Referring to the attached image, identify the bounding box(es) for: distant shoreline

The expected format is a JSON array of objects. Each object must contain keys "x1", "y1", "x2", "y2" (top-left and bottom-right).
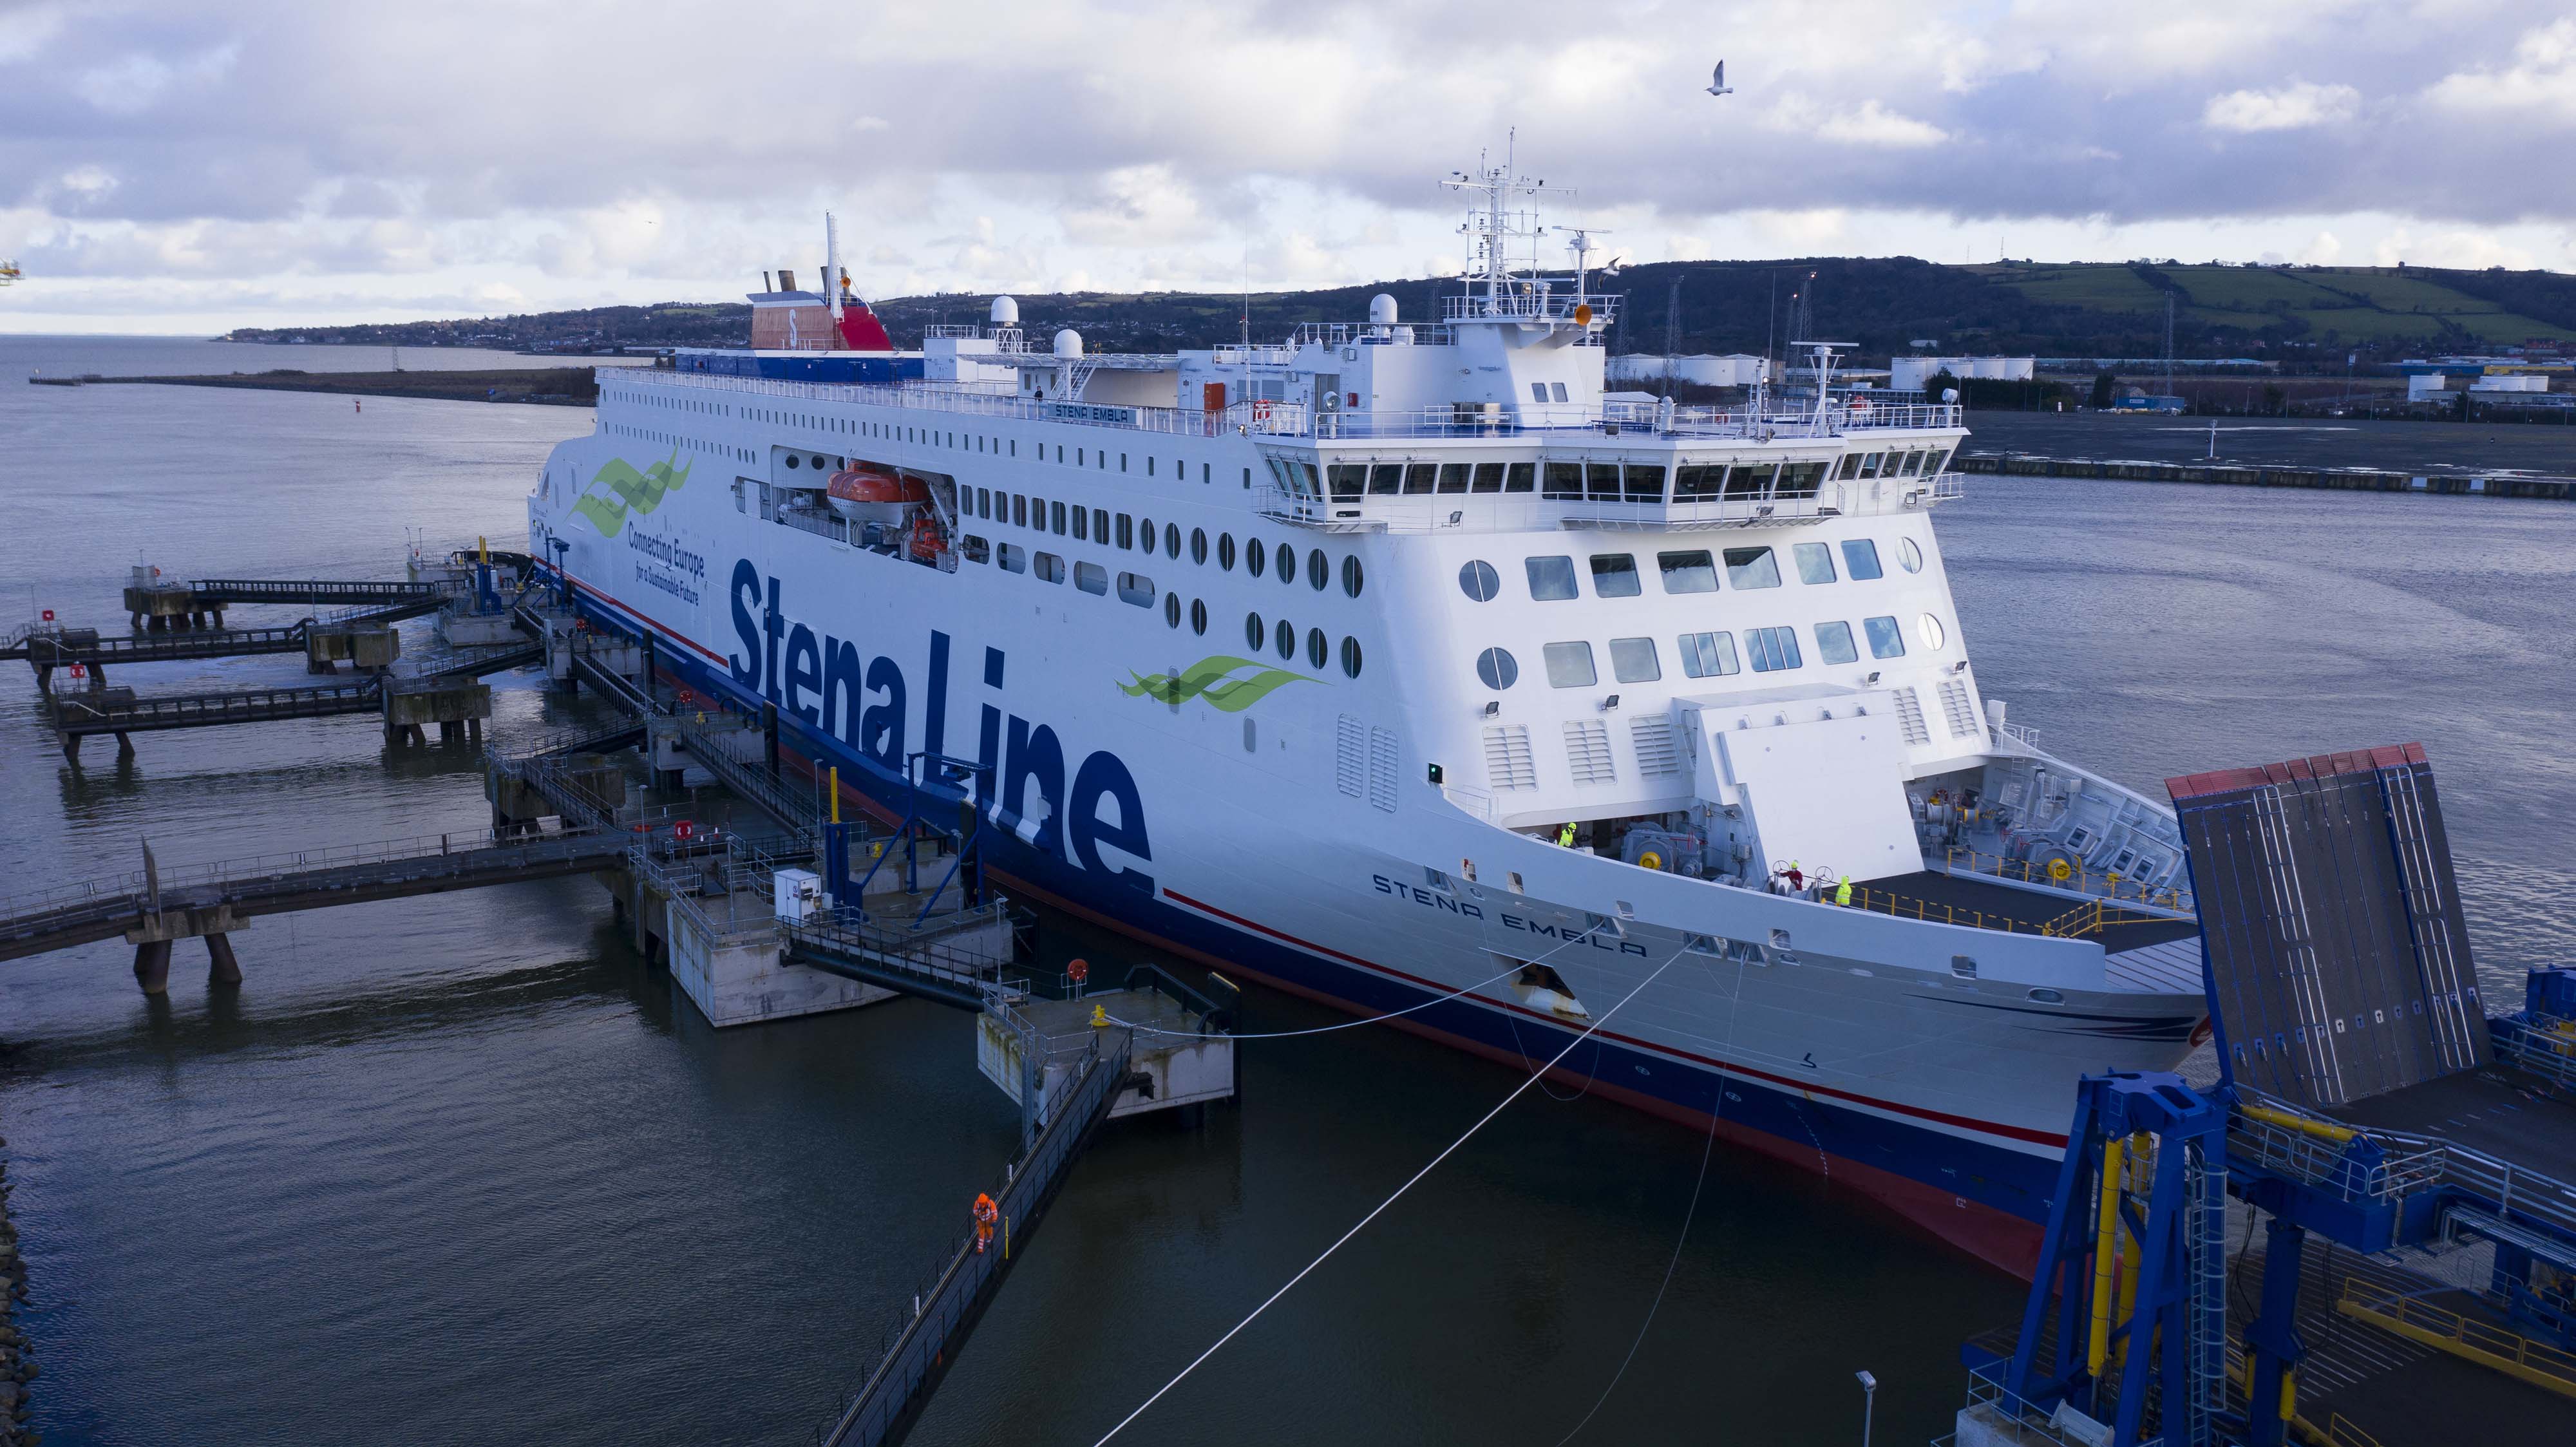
[{"x1": 28, "y1": 367, "x2": 600, "y2": 405}]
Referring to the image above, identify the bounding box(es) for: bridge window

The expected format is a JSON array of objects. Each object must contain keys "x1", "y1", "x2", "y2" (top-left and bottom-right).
[
  {"x1": 1404, "y1": 464, "x2": 1437, "y2": 495},
  {"x1": 1794, "y1": 542, "x2": 1837, "y2": 584},
  {"x1": 1525, "y1": 556, "x2": 1578, "y2": 601},
  {"x1": 1075, "y1": 562, "x2": 1108, "y2": 595},
  {"x1": 1746, "y1": 626, "x2": 1803, "y2": 672},
  {"x1": 1034, "y1": 551, "x2": 1065, "y2": 584},
  {"x1": 1470, "y1": 462, "x2": 1506, "y2": 493},
  {"x1": 1679, "y1": 631, "x2": 1740, "y2": 678},
  {"x1": 1543, "y1": 641, "x2": 1597, "y2": 688},
  {"x1": 1475, "y1": 647, "x2": 1519, "y2": 690},
  {"x1": 1329, "y1": 465, "x2": 1366, "y2": 500},
  {"x1": 1589, "y1": 554, "x2": 1641, "y2": 598},
  {"x1": 1658, "y1": 551, "x2": 1717, "y2": 594},
  {"x1": 1368, "y1": 464, "x2": 1402, "y2": 496},
  {"x1": 1842, "y1": 539, "x2": 1883, "y2": 580},
  {"x1": 1505, "y1": 462, "x2": 1536, "y2": 493},
  {"x1": 1899, "y1": 451, "x2": 1926, "y2": 476},
  {"x1": 1725, "y1": 462, "x2": 1776, "y2": 500},
  {"x1": 1542, "y1": 462, "x2": 1583, "y2": 499},
  {"x1": 1723, "y1": 547, "x2": 1782, "y2": 590},
  {"x1": 1864, "y1": 616, "x2": 1905, "y2": 658},
  {"x1": 1117, "y1": 571, "x2": 1155, "y2": 607},
  {"x1": 1815, "y1": 620, "x2": 1859, "y2": 665},
  {"x1": 1437, "y1": 464, "x2": 1471, "y2": 493},
  {"x1": 1625, "y1": 464, "x2": 1667, "y2": 502},
  {"x1": 1586, "y1": 463, "x2": 1621, "y2": 500},
  {"x1": 1923, "y1": 449, "x2": 1951, "y2": 475},
  {"x1": 1609, "y1": 636, "x2": 1661, "y2": 683},
  {"x1": 1459, "y1": 560, "x2": 1501, "y2": 601}
]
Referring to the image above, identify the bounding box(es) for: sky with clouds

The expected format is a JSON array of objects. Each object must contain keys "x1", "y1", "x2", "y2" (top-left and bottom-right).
[{"x1": 3, "y1": 0, "x2": 2573, "y2": 333}]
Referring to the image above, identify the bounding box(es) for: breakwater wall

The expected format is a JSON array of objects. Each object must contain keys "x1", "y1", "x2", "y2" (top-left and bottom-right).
[
  {"x1": 1958, "y1": 451, "x2": 2576, "y2": 500},
  {"x1": 0, "y1": 1141, "x2": 31, "y2": 1441}
]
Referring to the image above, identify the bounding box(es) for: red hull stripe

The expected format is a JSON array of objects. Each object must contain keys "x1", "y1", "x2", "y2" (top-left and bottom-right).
[{"x1": 1161, "y1": 886, "x2": 2068, "y2": 1149}]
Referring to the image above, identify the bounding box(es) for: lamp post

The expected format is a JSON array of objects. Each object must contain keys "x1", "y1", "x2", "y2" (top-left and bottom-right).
[{"x1": 1855, "y1": 1370, "x2": 1877, "y2": 1447}]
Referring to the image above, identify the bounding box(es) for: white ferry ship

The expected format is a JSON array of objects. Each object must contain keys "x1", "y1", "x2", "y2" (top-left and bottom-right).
[{"x1": 527, "y1": 166, "x2": 2207, "y2": 1272}]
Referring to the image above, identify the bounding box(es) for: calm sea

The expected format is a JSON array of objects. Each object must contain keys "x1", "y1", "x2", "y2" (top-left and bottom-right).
[{"x1": 0, "y1": 337, "x2": 2568, "y2": 1445}]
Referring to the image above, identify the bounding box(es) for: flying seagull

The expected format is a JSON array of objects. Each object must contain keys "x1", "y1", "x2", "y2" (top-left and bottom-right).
[{"x1": 1707, "y1": 61, "x2": 1733, "y2": 97}]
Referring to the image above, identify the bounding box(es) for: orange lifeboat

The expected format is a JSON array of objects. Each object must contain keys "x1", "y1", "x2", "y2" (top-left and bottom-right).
[{"x1": 825, "y1": 464, "x2": 930, "y2": 522}]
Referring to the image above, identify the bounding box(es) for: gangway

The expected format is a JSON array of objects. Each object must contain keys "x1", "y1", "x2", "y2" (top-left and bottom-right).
[{"x1": 1958, "y1": 743, "x2": 2576, "y2": 1447}]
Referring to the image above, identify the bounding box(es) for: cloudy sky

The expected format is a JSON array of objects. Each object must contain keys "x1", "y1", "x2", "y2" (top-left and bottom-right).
[{"x1": 3, "y1": 0, "x2": 2573, "y2": 333}]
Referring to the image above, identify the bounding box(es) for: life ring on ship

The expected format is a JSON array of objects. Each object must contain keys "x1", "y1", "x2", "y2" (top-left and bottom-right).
[
  {"x1": 1251, "y1": 400, "x2": 1273, "y2": 422},
  {"x1": 1638, "y1": 850, "x2": 1664, "y2": 872}
]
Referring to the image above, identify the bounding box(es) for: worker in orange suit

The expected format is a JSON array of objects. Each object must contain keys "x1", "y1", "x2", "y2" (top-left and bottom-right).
[{"x1": 972, "y1": 1192, "x2": 999, "y2": 1253}]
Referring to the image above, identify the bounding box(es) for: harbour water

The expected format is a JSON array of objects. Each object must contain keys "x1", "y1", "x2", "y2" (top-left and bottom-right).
[{"x1": 1, "y1": 337, "x2": 2570, "y2": 1444}]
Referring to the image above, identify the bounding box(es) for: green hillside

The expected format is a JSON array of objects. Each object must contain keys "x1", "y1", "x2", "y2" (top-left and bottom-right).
[{"x1": 223, "y1": 260, "x2": 2576, "y2": 366}]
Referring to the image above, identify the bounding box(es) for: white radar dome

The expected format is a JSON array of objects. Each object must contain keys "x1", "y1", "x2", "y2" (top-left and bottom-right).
[
  {"x1": 1052, "y1": 328, "x2": 1084, "y2": 357},
  {"x1": 990, "y1": 295, "x2": 1020, "y2": 326},
  {"x1": 1368, "y1": 293, "x2": 1399, "y2": 325}
]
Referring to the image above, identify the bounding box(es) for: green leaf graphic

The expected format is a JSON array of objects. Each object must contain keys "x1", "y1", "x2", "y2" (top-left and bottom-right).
[
  {"x1": 571, "y1": 449, "x2": 692, "y2": 537},
  {"x1": 1119, "y1": 654, "x2": 1320, "y2": 712}
]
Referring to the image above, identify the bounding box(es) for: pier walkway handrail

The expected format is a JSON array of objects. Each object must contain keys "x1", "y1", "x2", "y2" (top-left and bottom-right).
[
  {"x1": 781, "y1": 903, "x2": 1019, "y2": 1012},
  {"x1": 2230, "y1": 1091, "x2": 2576, "y2": 1251},
  {"x1": 0, "y1": 824, "x2": 654, "y2": 963},
  {"x1": 48, "y1": 679, "x2": 384, "y2": 736},
  {"x1": 817, "y1": 1026, "x2": 1131, "y2": 1447}
]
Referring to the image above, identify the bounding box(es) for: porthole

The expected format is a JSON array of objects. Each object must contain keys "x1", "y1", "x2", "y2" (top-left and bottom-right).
[
  {"x1": 1139, "y1": 516, "x2": 1156, "y2": 554},
  {"x1": 1917, "y1": 613, "x2": 1947, "y2": 651},
  {"x1": 1274, "y1": 618, "x2": 1294, "y2": 659},
  {"x1": 2028, "y1": 988, "x2": 2065, "y2": 1005},
  {"x1": 1899, "y1": 537, "x2": 1924, "y2": 573},
  {"x1": 1166, "y1": 522, "x2": 1181, "y2": 558},
  {"x1": 785, "y1": 454, "x2": 802, "y2": 469},
  {"x1": 810, "y1": 455, "x2": 826, "y2": 469},
  {"x1": 1458, "y1": 560, "x2": 1501, "y2": 602},
  {"x1": 1246, "y1": 611, "x2": 1264, "y2": 649},
  {"x1": 1343, "y1": 555, "x2": 1364, "y2": 598},
  {"x1": 1475, "y1": 647, "x2": 1519, "y2": 690},
  {"x1": 1164, "y1": 592, "x2": 1182, "y2": 628},
  {"x1": 1191, "y1": 527, "x2": 1209, "y2": 565},
  {"x1": 1307, "y1": 627, "x2": 1328, "y2": 668},
  {"x1": 1307, "y1": 550, "x2": 1329, "y2": 591},
  {"x1": 1190, "y1": 598, "x2": 1208, "y2": 635},
  {"x1": 1276, "y1": 542, "x2": 1295, "y2": 583},
  {"x1": 1340, "y1": 636, "x2": 1363, "y2": 678},
  {"x1": 1247, "y1": 538, "x2": 1267, "y2": 578},
  {"x1": 1218, "y1": 534, "x2": 1236, "y2": 571}
]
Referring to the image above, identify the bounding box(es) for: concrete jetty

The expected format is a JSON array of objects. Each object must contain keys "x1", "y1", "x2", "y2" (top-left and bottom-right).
[{"x1": 1958, "y1": 451, "x2": 2576, "y2": 500}]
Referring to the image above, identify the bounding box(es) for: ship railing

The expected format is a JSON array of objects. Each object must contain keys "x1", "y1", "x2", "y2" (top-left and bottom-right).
[
  {"x1": 611, "y1": 366, "x2": 1963, "y2": 446},
  {"x1": 1252, "y1": 478, "x2": 1861, "y2": 534},
  {"x1": 1441, "y1": 288, "x2": 1622, "y2": 325},
  {"x1": 1828, "y1": 884, "x2": 2170, "y2": 939},
  {"x1": 1289, "y1": 322, "x2": 1458, "y2": 349},
  {"x1": 1940, "y1": 846, "x2": 2194, "y2": 914}
]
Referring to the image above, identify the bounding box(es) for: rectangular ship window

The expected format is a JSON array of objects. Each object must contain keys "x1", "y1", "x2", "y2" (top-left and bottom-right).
[
  {"x1": 1504, "y1": 462, "x2": 1535, "y2": 493},
  {"x1": 1794, "y1": 542, "x2": 1837, "y2": 585},
  {"x1": 1609, "y1": 637, "x2": 1660, "y2": 683},
  {"x1": 1842, "y1": 539, "x2": 1883, "y2": 580},
  {"x1": 1542, "y1": 462, "x2": 1583, "y2": 499},
  {"x1": 1543, "y1": 641, "x2": 1597, "y2": 688},
  {"x1": 1658, "y1": 551, "x2": 1717, "y2": 594},
  {"x1": 1074, "y1": 508, "x2": 1089, "y2": 541},
  {"x1": 1525, "y1": 556, "x2": 1579, "y2": 601},
  {"x1": 1746, "y1": 627, "x2": 1803, "y2": 672},
  {"x1": 1470, "y1": 462, "x2": 1505, "y2": 493},
  {"x1": 997, "y1": 544, "x2": 1026, "y2": 574},
  {"x1": 1075, "y1": 562, "x2": 1108, "y2": 595},
  {"x1": 1589, "y1": 554, "x2": 1641, "y2": 598},
  {"x1": 1679, "y1": 631, "x2": 1739, "y2": 678},
  {"x1": 1723, "y1": 547, "x2": 1781, "y2": 589},
  {"x1": 1033, "y1": 552, "x2": 1064, "y2": 583},
  {"x1": 1050, "y1": 501, "x2": 1066, "y2": 534},
  {"x1": 1815, "y1": 620, "x2": 1859, "y2": 665}
]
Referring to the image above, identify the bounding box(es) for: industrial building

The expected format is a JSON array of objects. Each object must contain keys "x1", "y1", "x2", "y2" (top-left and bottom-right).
[
  {"x1": 1889, "y1": 355, "x2": 2037, "y2": 392},
  {"x1": 1604, "y1": 352, "x2": 1768, "y2": 387}
]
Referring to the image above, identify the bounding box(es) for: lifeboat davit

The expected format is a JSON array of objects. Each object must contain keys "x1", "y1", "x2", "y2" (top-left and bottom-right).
[{"x1": 825, "y1": 465, "x2": 930, "y2": 522}]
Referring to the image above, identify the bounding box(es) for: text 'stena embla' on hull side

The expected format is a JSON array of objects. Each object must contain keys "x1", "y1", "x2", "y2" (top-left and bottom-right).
[{"x1": 530, "y1": 160, "x2": 2207, "y2": 1274}]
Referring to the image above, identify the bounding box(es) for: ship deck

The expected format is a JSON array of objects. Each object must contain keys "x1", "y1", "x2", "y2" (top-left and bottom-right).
[{"x1": 1852, "y1": 866, "x2": 2204, "y2": 953}]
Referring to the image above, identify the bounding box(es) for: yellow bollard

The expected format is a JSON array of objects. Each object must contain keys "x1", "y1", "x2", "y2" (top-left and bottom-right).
[
  {"x1": 1089, "y1": 1004, "x2": 1110, "y2": 1028},
  {"x1": 2088, "y1": 1138, "x2": 2125, "y2": 1376}
]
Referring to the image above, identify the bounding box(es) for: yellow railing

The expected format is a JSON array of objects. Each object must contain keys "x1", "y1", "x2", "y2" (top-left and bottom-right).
[
  {"x1": 2335, "y1": 1278, "x2": 2576, "y2": 1399},
  {"x1": 1944, "y1": 846, "x2": 2191, "y2": 911},
  {"x1": 1835, "y1": 885, "x2": 2167, "y2": 940}
]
